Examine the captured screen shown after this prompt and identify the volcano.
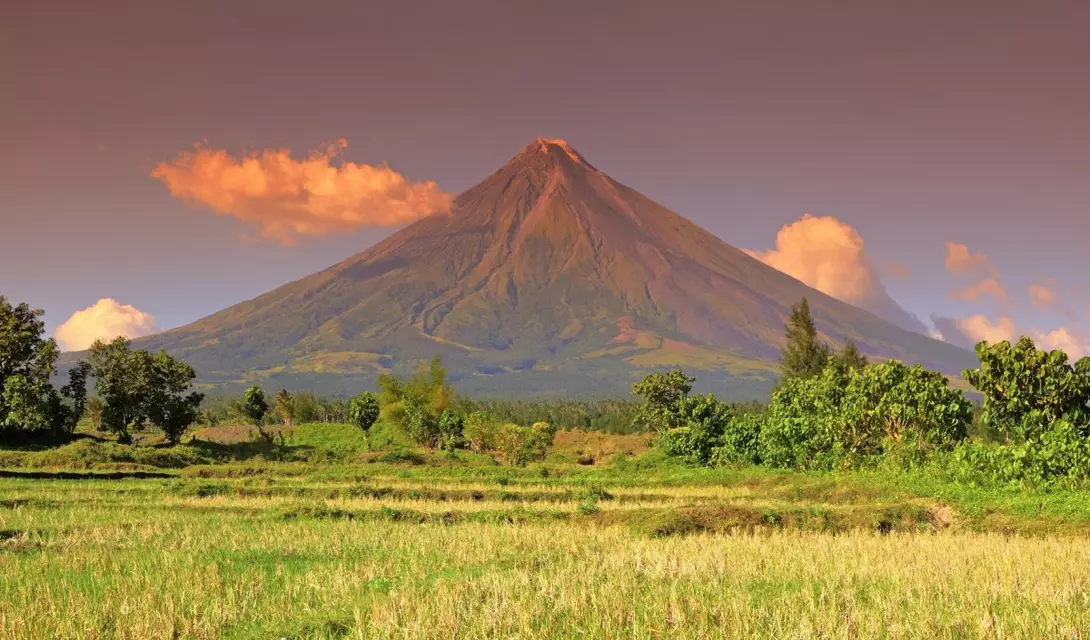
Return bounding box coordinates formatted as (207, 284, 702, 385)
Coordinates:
(135, 138, 973, 397)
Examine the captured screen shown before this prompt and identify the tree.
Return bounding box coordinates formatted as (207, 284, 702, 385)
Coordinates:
(274, 389, 295, 428)
(437, 409, 464, 451)
(780, 298, 831, 380)
(84, 396, 104, 430)
(242, 386, 269, 425)
(348, 391, 380, 433)
(87, 338, 146, 443)
(760, 360, 971, 470)
(964, 337, 1090, 443)
(656, 393, 734, 463)
(835, 339, 869, 371)
(86, 338, 203, 445)
(0, 297, 87, 441)
(631, 369, 695, 431)
(496, 421, 556, 466)
(376, 356, 458, 441)
(463, 411, 498, 453)
(140, 351, 203, 445)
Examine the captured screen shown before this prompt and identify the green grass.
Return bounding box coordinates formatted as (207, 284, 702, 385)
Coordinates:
(4, 425, 1090, 637)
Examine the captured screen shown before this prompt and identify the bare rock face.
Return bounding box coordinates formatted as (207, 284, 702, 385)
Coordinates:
(135, 138, 972, 395)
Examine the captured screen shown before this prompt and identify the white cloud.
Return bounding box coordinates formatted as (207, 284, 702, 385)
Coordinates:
(55, 298, 159, 351)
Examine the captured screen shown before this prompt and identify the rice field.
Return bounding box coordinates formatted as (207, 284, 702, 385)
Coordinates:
(3, 457, 1090, 639)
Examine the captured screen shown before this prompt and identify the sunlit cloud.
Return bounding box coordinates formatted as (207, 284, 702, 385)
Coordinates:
(151, 139, 452, 245)
(882, 260, 910, 280)
(943, 242, 996, 277)
(746, 214, 926, 333)
(55, 298, 158, 351)
(1029, 283, 1057, 310)
(931, 314, 1090, 359)
(950, 278, 1008, 303)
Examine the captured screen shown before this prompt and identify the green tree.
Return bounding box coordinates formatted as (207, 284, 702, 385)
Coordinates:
(835, 339, 869, 370)
(376, 356, 458, 443)
(437, 409, 464, 451)
(780, 298, 831, 380)
(348, 391, 380, 433)
(631, 369, 695, 431)
(87, 338, 146, 443)
(496, 421, 556, 466)
(463, 411, 498, 453)
(965, 337, 1090, 442)
(274, 389, 295, 428)
(140, 351, 203, 445)
(86, 338, 202, 445)
(0, 297, 88, 441)
(656, 393, 734, 463)
(84, 396, 104, 430)
(242, 386, 269, 425)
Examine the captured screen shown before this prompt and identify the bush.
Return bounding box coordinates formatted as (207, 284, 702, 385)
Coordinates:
(496, 422, 557, 466)
(463, 412, 498, 453)
(758, 361, 971, 471)
(437, 410, 464, 451)
(711, 413, 764, 466)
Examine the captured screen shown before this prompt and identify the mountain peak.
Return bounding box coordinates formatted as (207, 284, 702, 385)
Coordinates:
(523, 137, 591, 168)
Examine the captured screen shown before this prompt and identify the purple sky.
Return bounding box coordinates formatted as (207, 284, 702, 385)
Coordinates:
(4, 0, 1089, 351)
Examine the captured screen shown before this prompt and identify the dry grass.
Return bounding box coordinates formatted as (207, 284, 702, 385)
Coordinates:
(3, 472, 1090, 639)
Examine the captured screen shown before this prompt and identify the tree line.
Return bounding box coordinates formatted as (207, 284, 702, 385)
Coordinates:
(637, 297, 1090, 487)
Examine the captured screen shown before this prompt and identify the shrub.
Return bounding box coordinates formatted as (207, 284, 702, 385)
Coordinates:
(437, 410, 464, 451)
(496, 422, 557, 466)
(711, 413, 765, 466)
(759, 361, 970, 471)
(463, 411, 498, 453)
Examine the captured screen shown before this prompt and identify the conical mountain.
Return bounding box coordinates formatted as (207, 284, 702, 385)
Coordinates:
(137, 138, 973, 396)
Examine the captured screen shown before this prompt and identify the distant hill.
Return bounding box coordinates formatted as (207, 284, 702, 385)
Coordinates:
(131, 138, 973, 398)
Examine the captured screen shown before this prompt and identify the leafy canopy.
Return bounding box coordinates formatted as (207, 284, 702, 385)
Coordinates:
(87, 338, 203, 445)
(0, 296, 88, 440)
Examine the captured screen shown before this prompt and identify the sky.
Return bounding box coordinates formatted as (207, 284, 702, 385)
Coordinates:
(3, 0, 1089, 354)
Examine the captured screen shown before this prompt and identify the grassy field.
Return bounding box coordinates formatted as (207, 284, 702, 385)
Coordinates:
(3, 424, 1090, 638)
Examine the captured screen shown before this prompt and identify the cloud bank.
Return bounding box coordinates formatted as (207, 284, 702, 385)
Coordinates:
(151, 139, 452, 245)
(931, 314, 1090, 359)
(55, 298, 159, 351)
(747, 214, 927, 333)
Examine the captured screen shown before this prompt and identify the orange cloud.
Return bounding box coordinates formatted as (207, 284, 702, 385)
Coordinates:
(934, 314, 1090, 359)
(1029, 284, 1057, 310)
(55, 298, 158, 351)
(882, 260, 910, 280)
(943, 242, 995, 277)
(950, 278, 1007, 303)
(748, 214, 878, 303)
(151, 139, 452, 245)
(747, 214, 925, 333)
(955, 314, 1017, 344)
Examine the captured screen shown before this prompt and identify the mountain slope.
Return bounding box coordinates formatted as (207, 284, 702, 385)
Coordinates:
(135, 138, 973, 396)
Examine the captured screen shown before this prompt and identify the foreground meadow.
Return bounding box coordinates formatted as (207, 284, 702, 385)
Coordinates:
(3, 426, 1090, 638)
